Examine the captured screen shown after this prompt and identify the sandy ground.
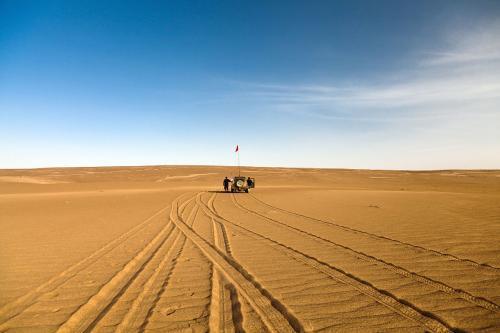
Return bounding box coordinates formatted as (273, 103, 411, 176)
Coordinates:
(0, 166, 499, 332)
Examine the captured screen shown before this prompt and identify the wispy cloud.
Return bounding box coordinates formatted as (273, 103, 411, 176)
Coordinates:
(233, 21, 500, 123)
(420, 20, 500, 66)
(422, 50, 500, 66)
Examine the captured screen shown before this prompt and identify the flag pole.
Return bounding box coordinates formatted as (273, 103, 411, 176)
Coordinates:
(235, 144, 241, 177)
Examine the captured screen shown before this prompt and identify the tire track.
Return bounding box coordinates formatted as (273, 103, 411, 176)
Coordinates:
(250, 193, 499, 271)
(55, 219, 177, 332)
(235, 194, 500, 313)
(53, 194, 195, 333)
(170, 194, 297, 333)
(207, 192, 219, 216)
(0, 202, 173, 325)
(89, 229, 184, 333)
(117, 228, 191, 331)
(142, 202, 214, 332)
(210, 269, 238, 333)
(93, 193, 194, 332)
(106, 195, 196, 333)
(198, 192, 304, 332)
(198, 192, 453, 333)
(208, 193, 268, 333)
(209, 193, 245, 333)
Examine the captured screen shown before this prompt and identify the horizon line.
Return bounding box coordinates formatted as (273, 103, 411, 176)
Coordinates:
(1, 163, 499, 173)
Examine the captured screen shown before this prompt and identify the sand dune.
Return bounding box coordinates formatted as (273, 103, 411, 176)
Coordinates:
(0, 166, 499, 332)
(0, 176, 67, 185)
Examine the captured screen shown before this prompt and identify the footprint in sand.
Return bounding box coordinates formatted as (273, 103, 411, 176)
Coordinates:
(160, 307, 177, 316)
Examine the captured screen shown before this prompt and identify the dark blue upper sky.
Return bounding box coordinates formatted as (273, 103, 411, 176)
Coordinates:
(2, 1, 500, 168)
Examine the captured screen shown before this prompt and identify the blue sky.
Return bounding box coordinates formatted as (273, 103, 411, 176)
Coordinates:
(1, 0, 499, 169)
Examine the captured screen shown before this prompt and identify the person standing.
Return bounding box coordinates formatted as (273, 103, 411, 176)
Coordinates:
(223, 177, 231, 192)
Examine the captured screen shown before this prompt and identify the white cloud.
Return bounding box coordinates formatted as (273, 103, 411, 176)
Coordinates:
(420, 20, 500, 66)
(236, 20, 500, 123)
(225, 21, 500, 168)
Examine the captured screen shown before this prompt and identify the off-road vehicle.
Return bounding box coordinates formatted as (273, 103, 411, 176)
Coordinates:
(231, 176, 255, 193)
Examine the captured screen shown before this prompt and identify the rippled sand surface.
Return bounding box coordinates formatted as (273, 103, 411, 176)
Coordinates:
(0, 166, 499, 332)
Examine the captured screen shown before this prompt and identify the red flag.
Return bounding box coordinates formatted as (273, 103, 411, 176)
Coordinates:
(235, 145, 239, 152)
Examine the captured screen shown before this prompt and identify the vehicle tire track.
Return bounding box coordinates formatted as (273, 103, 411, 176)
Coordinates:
(208, 193, 268, 333)
(210, 269, 238, 333)
(0, 202, 173, 325)
(235, 194, 500, 313)
(198, 193, 453, 333)
(141, 197, 209, 333)
(170, 194, 297, 333)
(113, 197, 196, 333)
(54, 218, 176, 333)
(208, 192, 219, 216)
(86, 195, 197, 333)
(53, 194, 196, 333)
(209, 193, 246, 333)
(250, 193, 499, 271)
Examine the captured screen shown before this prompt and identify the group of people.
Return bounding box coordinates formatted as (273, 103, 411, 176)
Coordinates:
(223, 176, 253, 192)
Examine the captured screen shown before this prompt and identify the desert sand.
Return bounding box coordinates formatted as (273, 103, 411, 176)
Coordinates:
(0, 166, 499, 332)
